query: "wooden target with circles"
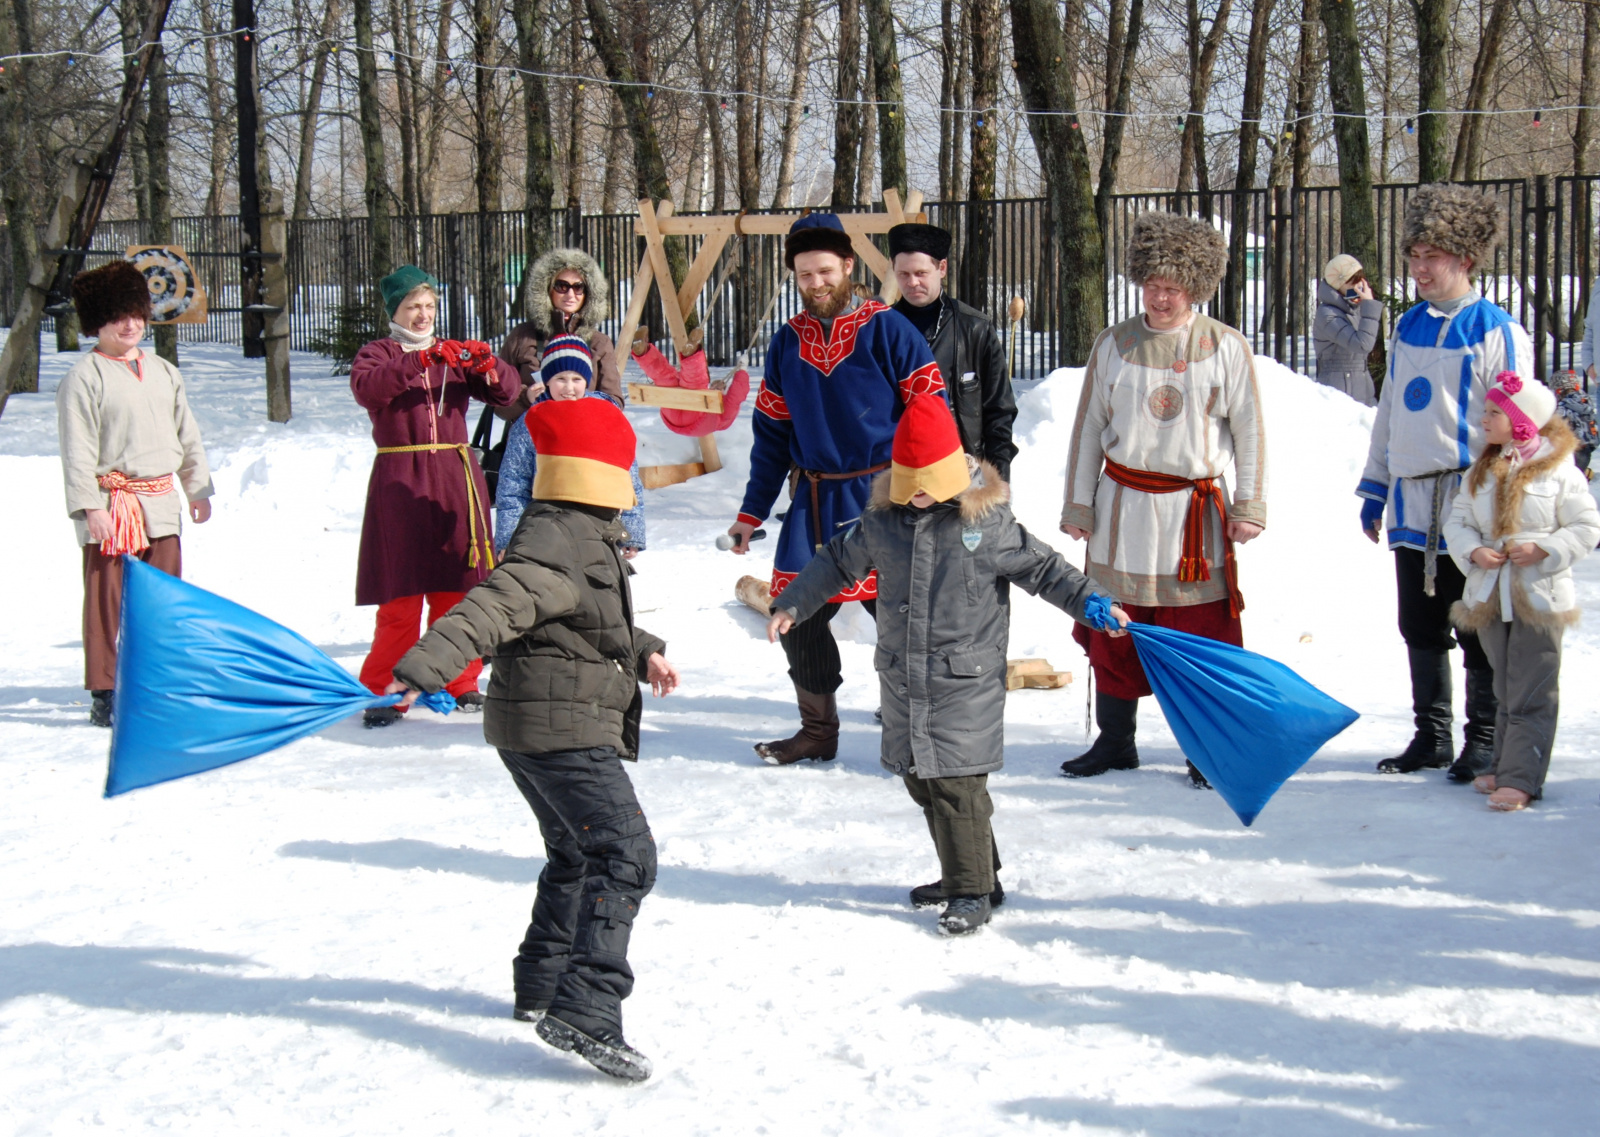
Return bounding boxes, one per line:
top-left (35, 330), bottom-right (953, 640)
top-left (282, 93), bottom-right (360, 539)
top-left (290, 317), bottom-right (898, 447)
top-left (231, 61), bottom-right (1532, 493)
top-left (126, 245), bottom-right (208, 325)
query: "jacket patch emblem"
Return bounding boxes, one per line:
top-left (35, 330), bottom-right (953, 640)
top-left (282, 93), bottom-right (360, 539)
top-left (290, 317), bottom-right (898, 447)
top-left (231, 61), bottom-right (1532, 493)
top-left (1404, 375), bottom-right (1433, 411)
top-left (1148, 383), bottom-right (1185, 422)
top-left (962, 526), bottom-right (983, 551)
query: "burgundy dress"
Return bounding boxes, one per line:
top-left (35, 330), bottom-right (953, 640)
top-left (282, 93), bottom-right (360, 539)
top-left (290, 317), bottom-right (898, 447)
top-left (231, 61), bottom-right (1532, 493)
top-left (351, 337), bottom-right (518, 605)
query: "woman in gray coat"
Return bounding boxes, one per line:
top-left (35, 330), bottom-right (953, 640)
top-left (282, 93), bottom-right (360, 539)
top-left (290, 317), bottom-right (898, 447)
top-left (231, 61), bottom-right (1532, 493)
top-left (767, 397), bottom-right (1127, 935)
top-left (1313, 254), bottom-right (1383, 406)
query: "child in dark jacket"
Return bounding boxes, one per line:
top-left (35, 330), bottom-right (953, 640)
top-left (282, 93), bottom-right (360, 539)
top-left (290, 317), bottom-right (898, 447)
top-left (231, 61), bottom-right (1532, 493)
top-left (768, 396), bottom-right (1128, 935)
top-left (389, 397), bottom-right (679, 1082)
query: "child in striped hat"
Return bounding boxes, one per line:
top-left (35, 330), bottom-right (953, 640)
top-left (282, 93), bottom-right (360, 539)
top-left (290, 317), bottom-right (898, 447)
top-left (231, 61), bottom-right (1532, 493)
top-left (493, 334), bottom-right (646, 555)
top-left (767, 395), bottom-right (1129, 935)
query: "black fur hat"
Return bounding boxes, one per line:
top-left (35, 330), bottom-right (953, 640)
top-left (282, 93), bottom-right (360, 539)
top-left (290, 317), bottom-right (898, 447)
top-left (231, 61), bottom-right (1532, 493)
top-left (72, 261), bottom-right (152, 334)
top-left (785, 213), bottom-right (857, 268)
top-left (887, 222), bottom-right (952, 262)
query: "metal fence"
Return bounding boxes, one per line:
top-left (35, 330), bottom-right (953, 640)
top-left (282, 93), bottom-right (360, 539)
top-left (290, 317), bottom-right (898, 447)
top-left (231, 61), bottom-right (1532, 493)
top-left (6, 178), bottom-right (1599, 379)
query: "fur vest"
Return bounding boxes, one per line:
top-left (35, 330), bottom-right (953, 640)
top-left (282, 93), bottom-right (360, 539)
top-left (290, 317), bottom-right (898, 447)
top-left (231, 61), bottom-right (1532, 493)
top-left (1442, 418), bottom-right (1600, 631)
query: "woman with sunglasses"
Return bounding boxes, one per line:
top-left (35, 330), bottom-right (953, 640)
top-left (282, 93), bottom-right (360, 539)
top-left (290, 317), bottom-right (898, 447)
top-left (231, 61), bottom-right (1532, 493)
top-left (497, 249), bottom-right (624, 414)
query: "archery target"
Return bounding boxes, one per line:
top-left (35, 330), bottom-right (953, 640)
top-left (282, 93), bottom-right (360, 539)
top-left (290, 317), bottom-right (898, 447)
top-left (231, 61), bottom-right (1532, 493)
top-left (125, 245), bottom-right (208, 324)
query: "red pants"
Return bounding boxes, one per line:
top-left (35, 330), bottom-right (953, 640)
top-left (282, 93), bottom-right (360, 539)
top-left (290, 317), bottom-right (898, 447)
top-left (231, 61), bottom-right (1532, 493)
top-left (1072, 597), bottom-right (1243, 700)
top-left (359, 592), bottom-right (483, 698)
top-left (82, 536), bottom-right (182, 690)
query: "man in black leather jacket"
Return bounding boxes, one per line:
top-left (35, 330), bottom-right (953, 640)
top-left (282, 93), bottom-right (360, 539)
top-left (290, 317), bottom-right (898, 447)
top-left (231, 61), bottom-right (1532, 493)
top-left (888, 223), bottom-right (1019, 481)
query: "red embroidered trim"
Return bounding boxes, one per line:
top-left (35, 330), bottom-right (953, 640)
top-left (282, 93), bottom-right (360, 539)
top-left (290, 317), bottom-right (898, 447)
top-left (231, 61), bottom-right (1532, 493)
top-left (754, 382), bottom-right (791, 421)
top-left (899, 360), bottom-right (946, 400)
top-left (735, 512), bottom-right (764, 529)
top-left (788, 300), bottom-right (888, 376)
top-left (770, 568), bottom-right (878, 603)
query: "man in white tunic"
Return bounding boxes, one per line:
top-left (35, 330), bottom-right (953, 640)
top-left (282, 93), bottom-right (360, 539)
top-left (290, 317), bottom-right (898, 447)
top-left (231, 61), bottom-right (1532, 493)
top-left (1356, 184), bottom-right (1533, 779)
top-left (1060, 213), bottom-right (1267, 784)
top-left (57, 261), bottom-right (214, 728)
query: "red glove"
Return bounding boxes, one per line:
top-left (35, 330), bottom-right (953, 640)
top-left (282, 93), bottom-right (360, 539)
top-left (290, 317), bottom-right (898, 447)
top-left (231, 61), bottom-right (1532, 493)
top-left (463, 340), bottom-right (498, 376)
top-left (420, 339), bottom-right (460, 369)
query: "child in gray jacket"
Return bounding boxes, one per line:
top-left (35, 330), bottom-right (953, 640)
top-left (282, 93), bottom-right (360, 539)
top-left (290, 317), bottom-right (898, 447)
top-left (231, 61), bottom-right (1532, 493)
top-left (767, 396), bottom-right (1128, 935)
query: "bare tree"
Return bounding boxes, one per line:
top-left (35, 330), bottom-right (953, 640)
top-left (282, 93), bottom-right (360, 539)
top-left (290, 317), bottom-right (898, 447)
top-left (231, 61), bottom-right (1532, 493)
top-left (0, 0), bottom-right (39, 391)
top-left (1176, 0), bottom-right (1233, 194)
top-left (1578, 0), bottom-right (1600, 175)
top-left (1095, 0), bottom-right (1143, 231)
top-left (1224, 0), bottom-right (1277, 328)
top-left (864, 0), bottom-right (905, 201)
top-left (1450, 0), bottom-right (1516, 180)
top-left (513, 0), bottom-right (556, 282)
top-left (1323, 0), bottom-right (1376, 268)
top-left (1411, 0), bottom-right (1456, 181)
top-left (961, 0), bottom-right (1000, 308)
top-left (771, 0), bottom-right (816, 208)
top-left (352, 0), bottom-right (394, 281)
top-left (831, 0), bottom-right (862, 209)
top-left (293, 0), bottom-right (342, 220)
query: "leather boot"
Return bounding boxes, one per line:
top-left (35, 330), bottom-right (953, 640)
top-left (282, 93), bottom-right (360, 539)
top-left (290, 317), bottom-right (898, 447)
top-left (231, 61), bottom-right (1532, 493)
top-left (1060, 693), bottom-right (1139, 777)
top-left (755, 684), bottom-right (839, 765)
top-left (1447, 668), bottom-right (1498, 782)
top-left (1377, 648), bottom-right (1454, 773)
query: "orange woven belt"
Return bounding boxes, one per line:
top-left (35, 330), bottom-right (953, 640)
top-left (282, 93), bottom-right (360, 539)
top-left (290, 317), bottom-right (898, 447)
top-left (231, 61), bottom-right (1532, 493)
top-left (1103, 458), bottom-right (1243, 617)
top-left (95, 471), bottom-right (174, 556)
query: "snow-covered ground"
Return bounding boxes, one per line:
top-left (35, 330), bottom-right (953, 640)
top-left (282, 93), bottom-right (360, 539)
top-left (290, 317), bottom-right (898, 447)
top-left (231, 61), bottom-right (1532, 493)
top-left (3, 341), bottom-right (1599, 1136)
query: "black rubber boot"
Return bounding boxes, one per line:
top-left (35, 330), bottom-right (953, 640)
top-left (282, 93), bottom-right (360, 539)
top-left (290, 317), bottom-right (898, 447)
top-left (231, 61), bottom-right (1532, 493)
top-left (938, 895), bottom-right (993, 936)
top-left (1060, 693), bottom-right (1139, 777)
top-left (1377, 648), bottom-right (1454, 773)
top-left (1447, 668), bottom-right (1498, 782)
top-left (455, 691), bottom-right (486, 713)
top-left (363, 706), bottom-right (403, 729)
top-left (537, 1013), bottom-right (652, 1082)
top-left (89, 689), bottom-right (113, 728)
top-left (910, 880), bottom-right (1006, 909)
top-left (1186, 760), bottom-right (1212, 789)
top-left (755, 684), bottom-right (839, 765)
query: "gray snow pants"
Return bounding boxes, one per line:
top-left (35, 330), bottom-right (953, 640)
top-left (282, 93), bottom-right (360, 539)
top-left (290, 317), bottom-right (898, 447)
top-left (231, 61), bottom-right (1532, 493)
top-left (499, 746), bottom-right (657, 1035)
top-left (902, 773), bottom-right (1001, 897)
top-left (1476, 618), bottom-right (1564, 798)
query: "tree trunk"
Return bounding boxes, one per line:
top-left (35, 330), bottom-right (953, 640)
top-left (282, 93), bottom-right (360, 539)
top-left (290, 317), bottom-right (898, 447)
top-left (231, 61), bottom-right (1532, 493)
top-left (513, 0), bottom-right (555, 318)
top-left (199, 0), bottom-right (231, 214)
top-left (733, 0), bottom-right (762, 208)
top-left (1291, 0), bottom-right (1320, 188)
top-left (771, 0), bottom-right (817, 208)
top-left (1577, 0), bottom-right (1600, 175)
top-left (1177, 0), bottom-right (1233, 194)
top-left (419, 0), bottom-right (457, 215)
top-left (1224, 0), bottom-right (1276, 328)
top-left (1410, 0), bottom-right (1455, 182)
top-left (567, 0), bottom-right (585, 209)
top-left (856, 48), bottom-right (877, 204)
top-left (1322, 0), bottom-right (1376, 268)
top-left (830, 0), bottom-right (862, 210)
top-left (691, 8), bottom-right (728, 212)
top-left (1103, 0), bottom-right (1125, 113)
top-left (586, 0), bottom-right (672, 203)
top-left (602, 94), bottom-right (627, 213)
top-left (939, 0), bottom-right (956, 200)
top-left (121, 0), bottom-right (151, 225)
top-left (474, 0), bottom-right (506, 337)
top-left (863, 0), bottom-right (906, 202)
top-left (1449, 0), bottom-right (1514, 181)
top-left (142, 0), bottom-right (177, 365)
top-left (963, 0), bottom-right (1000, 309)
top-left (1008, 0), bottom-right (1104, 363)
top-left (351, 0), bottom-right (393, 283)
top-left (293, 0), bottom-right (341, 221)
top-left (389, 0), bottom-right (419, 222)
top-left (1094, 0), bottom-right (1143, 231)
top-left (0, 0), bottom-right (39, 391)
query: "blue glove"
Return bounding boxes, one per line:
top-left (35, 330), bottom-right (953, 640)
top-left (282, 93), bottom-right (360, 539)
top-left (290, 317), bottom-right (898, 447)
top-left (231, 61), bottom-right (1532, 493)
top-left (1360, 497), bottom-right (1385, 533)
top-left (413, 689), bottom-right (457, 715)
top-left (1083, 593), bottom-right (1117, 631)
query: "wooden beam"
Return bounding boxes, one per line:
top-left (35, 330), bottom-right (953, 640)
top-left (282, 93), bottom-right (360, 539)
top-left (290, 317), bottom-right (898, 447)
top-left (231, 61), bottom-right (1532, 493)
top-left (627, 383), bottom-right (726, 413)
top-left (614, 239), bottom-right (657, 369)
top-left (698, 433), bottom-right (722, 473)
top-left (637, 198), bottom-right (691, 354)
top-left (639, 461), bottom-right (708, 489)
top-left (676, 230), bottom-right (730, 322)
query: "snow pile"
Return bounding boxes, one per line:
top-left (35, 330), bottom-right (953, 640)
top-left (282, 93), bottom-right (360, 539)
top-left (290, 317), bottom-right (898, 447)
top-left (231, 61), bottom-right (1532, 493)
top-left (3, 343), bottom-right (1600, 1134)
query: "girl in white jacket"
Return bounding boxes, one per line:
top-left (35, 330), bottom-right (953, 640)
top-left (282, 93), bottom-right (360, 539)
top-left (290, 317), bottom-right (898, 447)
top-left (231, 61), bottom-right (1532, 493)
top-left (1443, 372), bottom-right (1600, 810)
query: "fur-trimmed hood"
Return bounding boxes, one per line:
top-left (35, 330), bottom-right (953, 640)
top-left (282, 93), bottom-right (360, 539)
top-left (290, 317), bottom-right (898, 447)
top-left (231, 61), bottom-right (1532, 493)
top-left (1403, 184), bottom-right (1504, 267)
top-left (522, 247), bottom-right (611, 340)
top-left (867, 458), bottom-right (1009, 521)
top-left (1125, 212), bottom-right (1229, 303)
top-left (1466, 416), bottom-right (1578, 539)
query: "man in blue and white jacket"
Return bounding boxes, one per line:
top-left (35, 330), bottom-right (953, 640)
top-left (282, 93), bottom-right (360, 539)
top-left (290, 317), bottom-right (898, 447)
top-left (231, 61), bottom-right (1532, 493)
top-left (1357, 184), bottom-right (1535, 780)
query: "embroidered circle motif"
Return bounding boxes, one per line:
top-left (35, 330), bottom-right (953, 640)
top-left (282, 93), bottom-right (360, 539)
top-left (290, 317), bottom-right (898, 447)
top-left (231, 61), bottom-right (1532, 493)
top-left (1403, 376), bottom-right (1433, 411)
top-left (1148, 383), bottom-right (1185, 422)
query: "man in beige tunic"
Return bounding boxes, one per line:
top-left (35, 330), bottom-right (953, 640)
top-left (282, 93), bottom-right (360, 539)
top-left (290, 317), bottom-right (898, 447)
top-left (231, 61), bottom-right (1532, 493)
top-left (57, 261), bottom-right (214, 727)
top-left (1059, 213), bottom-right (1267, 784)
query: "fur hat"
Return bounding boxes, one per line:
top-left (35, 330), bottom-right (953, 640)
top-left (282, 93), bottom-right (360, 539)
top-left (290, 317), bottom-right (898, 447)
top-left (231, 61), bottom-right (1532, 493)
top-left (887, 222), bottom-right (952, 263)
top-left (525, 397), bottom-right (637, 510)
top-left (1486, 371), bottom-right (1556, 442)
top-left (1323, 254), bottom-right (1364, 291)
top-left (785, 213), bottom-right (856, 268)
top-left (1125, 212), bottom-right (1229, 303)
top-left (1402, 184), bottom-right (1504, 267)
top-left (72, 261), bottom-right (152, 334)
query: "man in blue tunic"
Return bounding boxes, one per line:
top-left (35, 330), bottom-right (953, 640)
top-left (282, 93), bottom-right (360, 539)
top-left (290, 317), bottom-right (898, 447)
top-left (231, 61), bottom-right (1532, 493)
top-left (1357, 184), bottom-right (1534, 780)
top-left (726, 213), bottom-right (944, 765)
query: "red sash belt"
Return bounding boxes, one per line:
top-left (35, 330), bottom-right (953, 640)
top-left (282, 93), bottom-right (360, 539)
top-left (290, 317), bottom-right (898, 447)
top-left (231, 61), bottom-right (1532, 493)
top-left (1103, 458), bottom-right (1243, 617)
top-left (95, 470), bottom-right (175, 556)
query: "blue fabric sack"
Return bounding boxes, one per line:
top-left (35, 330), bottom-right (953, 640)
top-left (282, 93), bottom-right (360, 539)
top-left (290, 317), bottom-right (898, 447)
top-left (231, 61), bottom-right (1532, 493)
top-left (1127, 622), bottom-right (1359, 826)
top-left (105, 557), bottom-right (452, 797)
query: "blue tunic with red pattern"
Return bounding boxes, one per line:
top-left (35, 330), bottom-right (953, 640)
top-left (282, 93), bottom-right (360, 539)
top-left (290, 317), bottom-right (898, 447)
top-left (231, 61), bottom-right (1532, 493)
top-left (736, 300), bottom-right (945, 602)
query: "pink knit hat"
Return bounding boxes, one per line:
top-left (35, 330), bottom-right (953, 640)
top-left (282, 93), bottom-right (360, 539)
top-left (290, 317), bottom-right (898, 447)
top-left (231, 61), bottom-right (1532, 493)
top-left (1485, 371), bottom-right (1556, 441)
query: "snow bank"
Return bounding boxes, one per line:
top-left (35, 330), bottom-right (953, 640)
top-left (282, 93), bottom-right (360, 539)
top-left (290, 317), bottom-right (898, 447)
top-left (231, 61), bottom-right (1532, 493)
top-left (3, 341), bottom-right (1600, 1135)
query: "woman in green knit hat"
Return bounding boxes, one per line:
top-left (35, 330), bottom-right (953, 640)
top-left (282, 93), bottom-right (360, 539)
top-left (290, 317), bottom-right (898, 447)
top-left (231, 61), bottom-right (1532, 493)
top-left (349, 265), bottom-right (520, 726)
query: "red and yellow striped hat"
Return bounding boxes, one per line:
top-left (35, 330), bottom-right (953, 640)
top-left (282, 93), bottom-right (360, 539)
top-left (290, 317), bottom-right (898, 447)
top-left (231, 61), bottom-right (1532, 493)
top-left (889, 394), bottom-right (970, 505)
top-left (525, 398), bottom-right (637, 510)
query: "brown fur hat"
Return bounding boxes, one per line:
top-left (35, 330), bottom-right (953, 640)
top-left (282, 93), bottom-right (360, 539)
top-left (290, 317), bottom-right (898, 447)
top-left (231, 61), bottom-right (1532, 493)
top-left (1126, 212), bottom-right (1229, 302)
top-left (72, 261), bottom-right (152, 334)
top-left (1402, 183), bottom-right (1504, 267)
